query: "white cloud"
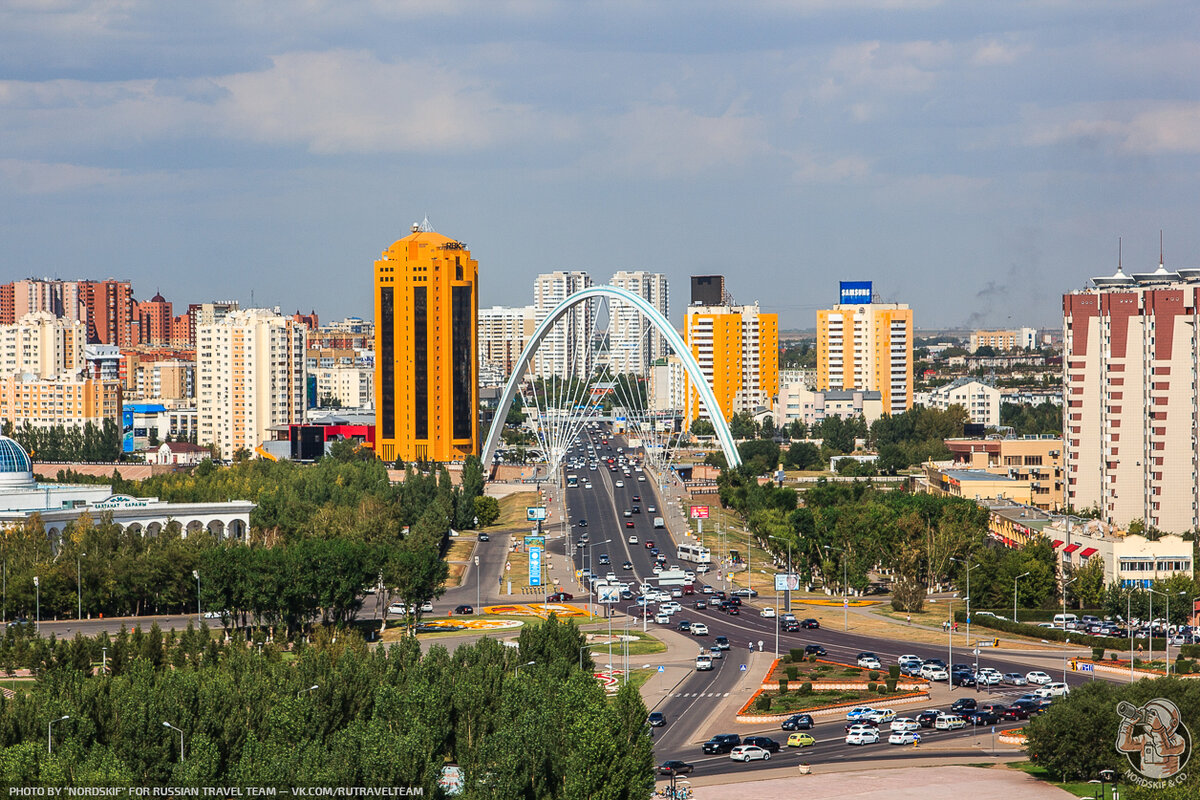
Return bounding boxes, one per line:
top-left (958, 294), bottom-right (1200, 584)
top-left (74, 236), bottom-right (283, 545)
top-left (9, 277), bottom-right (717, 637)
top-left (0, 158), bottom-right (128, 193)
top-left (1023, 102), bottom-right (1200, 155)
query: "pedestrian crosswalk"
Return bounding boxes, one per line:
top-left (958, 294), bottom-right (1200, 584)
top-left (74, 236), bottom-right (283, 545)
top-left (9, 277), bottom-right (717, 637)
top-left (672, 692), bottom-right (730, 698)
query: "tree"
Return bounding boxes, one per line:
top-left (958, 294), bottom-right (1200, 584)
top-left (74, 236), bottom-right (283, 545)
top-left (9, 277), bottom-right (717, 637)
top-left (759, 416), bottom-right (776, 440)
top-left (473, 496), bottom-right (500, 528)
top-left (1073, 556), bottom-right (1106, 609)
top-left (728, 412), bottom-right (756, 440)
top-left (690, 419), bottom-right (715, 437)
top-left (782, 442), bottom-right (822, 471)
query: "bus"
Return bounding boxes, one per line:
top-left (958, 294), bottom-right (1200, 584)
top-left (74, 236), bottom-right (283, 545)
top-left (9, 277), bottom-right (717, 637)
top-left (566, 475), bottom-right (579, 488)
top-left (677, 543), bottom-right (711, 565)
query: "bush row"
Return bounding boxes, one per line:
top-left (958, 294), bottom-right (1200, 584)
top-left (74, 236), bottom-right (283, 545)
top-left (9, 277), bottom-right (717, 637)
top-left (953, 610), bottom-right (1166, 651)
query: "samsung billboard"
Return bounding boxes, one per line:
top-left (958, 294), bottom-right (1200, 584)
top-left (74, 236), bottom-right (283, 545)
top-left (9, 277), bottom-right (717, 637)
top-left (839, 281), bottom-right (873, 304)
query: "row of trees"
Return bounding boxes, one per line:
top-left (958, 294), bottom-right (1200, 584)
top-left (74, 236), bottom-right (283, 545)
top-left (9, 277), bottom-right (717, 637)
top-left (4, 419), bottom-right (123, 463)
top-left (0, 617), bottom-right (655, 794)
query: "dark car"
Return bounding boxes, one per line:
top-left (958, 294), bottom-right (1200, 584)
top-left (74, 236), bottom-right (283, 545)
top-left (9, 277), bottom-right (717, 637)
top-left (577, 519), bottom-right (588, 527)
top-left (714, 591), bottom-right (727, 600)
top-left (781, 714), bottom-right (814, 731)
top-left (726, 604), bottom-right (740, 616)
top-left (546, 591), bottom-right (574, 602)
top-left (950, 698), bottom-right (977, 713)
top-left (677, 620), bottom-right (693, 632)
top-left (453, 605), bottom-right (474, 615)
top-left (1001, 704), bottom-right (1032, 721)
top-left (963, 710), bottom-right (998, 726)
top-left (714, 636), bottom-right (730, 650)
top-left (951, 670), bottom-right (976, 687)
top-left (694, 599), bottom-right (708, 610)
top-left (924, 658), bottom-right (946, 668)
top-left (979, 703), bottom-right (1006, 716)
top-left (742, 736), bottom-right (780, 753)
top-left (658, 760), bottom-right (693, 776)
top-left (478, 532), bottom-right (490, 541)
top-left (803, 644), bottom-right (827, 656)
top-left (916, 709), bottom-right (941, 728)
top-left (801, 618), bottom-right (820, 629)
top-left (732, 588), bottom-right (759, 598)
top-left (622, 560), bottom-right (633, 570)
top-left (1012, 699), bottom-right (1044, 716)
top-left (632, 495), bottom-right (641, 502)
top-left (728, 596), bottom-right (742, 607)
top-left (598, 554), bottom-right (611, 565)
top-left (701, 734), bottom-right (741, 754)
top-left (648, 712), bottom-right (666, 727)
top-left (631, 506), bottom-right (640, 514)
top-left (901, 663), bottom-right (924, 677)
top-left (780, 620), bottom-right (801, 632)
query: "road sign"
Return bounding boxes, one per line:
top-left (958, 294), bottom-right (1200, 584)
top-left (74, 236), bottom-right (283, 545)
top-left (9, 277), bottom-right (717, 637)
top-left (657, 665), bottom-right (665, 673)
top-left (1080, 663), bottom-right (1094, 672)
top-left (739, 664), bottom-right (747, 671)
top-left (526, 506), bottom-right (548, 522)
top-left (690, 505), bottom-right (710, 519)
top-left (529, 547), bottom-right (543, 587)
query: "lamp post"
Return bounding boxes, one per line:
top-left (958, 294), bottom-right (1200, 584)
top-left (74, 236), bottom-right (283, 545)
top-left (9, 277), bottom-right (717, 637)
top-left (1148, 588), bottom-right (1178, 675)
top-left (47, 714), bottom-right (69, 754)
top-left (163, 721), bottom-right (185, 762)
top-left (33, 575), bottom-right (39, 633)
top-left (297, 684), bottom-right (318, 698)
top-left (514, 660), bottom-right (536, 675)
top-left (1014, 571), bottom-right (1031, 624)
top-left (823, 545), bottom-right (849, 631)
top-left (192, 569), bottom-right (201, 624)
top-left (768, 534), bottom-right (793, 613)
top-left (474, 555), bottom-right (481, 611)
top-left (949, 557), bottom-right (979, 653)
top-left (579, 643), bottom-right (603, 670)
top-left (76, 552), bottom-right (85, 620)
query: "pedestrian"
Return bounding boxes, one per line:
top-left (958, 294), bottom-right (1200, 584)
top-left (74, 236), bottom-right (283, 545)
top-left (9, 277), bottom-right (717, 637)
top-left (954, 622), bottom-right (959, 633)
top-left (906, 614), bottom-right (911, 626)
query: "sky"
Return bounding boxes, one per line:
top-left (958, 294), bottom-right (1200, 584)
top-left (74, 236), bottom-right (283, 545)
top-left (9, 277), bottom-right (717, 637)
top-left (2, 1), bottom-right (1199, 331)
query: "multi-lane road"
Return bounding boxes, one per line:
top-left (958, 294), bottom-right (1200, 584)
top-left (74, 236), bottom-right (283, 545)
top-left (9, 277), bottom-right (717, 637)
top-left (559, 426), bottom-right (1097, 778)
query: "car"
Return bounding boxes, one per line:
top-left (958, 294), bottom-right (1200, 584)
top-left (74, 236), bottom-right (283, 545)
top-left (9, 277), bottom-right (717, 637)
top-left (631, 506), bottom-right (640, 514)
top-left (888, 730), bottom-right (920, 745)
top-left (648, 506), bottom-right (657, 513)
top-left (845, 728), bottom-right (880, 745)
top-left (858, 656), bottom-right (883, 669)
top-left (654, 613), bottom-right (670, 624)
top-left (1025, 671), bottom-right (1052, 685)
top-left (1011, 699), bottom-right (1045, 717)
top-left (732, 588), bottom-right (759, 598)
top-left (657, 760), bottom-right (692, 775)
top-left (934, 715), bottom-right (966, 731)
top-left (645, 541), bottom-right (655, 549)
top-left (625, 520), bottom-right (635, 528)
top-left (951, 670), bottom-right (976, 687)
top-left (726, 605), bottom-right (740, 616)
top-left (728, 596), bottom-right (742, 607)
top-left (708, 645), bottom-right (723, 659)
top-left (715, 636), bottom-right (731, 650)
top-left (702, 734), bottom-right (741, 754)
top-left (760, 606), bottom-right (776, 618)
top-left (677, 620), bottom-right (693, 632)
top-left (925, 666), bottom-right (949, 682)
top-left (1036, 682), bottom-right (1070, 698)
top-left (902, 662), bottom-right (925, 678)
top-left (801, 618), bottom-right (820, 629)
top-left (694, 599), bottom-right (707, 610)
top-left (962, 710), bottom-right (998, 726)
top-left (845, 719), bottom-right (879, 734)
top-left (898, 654), bottom-right (921, 664)
top-left (701, 585), bottom-right (714, 594)
top-left (781, 714), bottom-right (814, 731)
top-left (975, 671), bottom-right (1001, 686)
top-left (615, 481), bottom-right (624, 488)
top-left (632, 494), bottom-right (640, 501)
top-left (695, 655), bottom-right (713, 671)
top-left (1003, 672), bottom-right (1028, 686)
top-left (846, 707), bottom-right (877, 722)
top-left (546, 591), bottom-right (574, 602)
top-left (671, 588), bottom-right (683, 598)
top-left (787, 732), bottom-right (816, 748)
top-left (916, 709), bottom-right (941, 728)
top-left (648, 712), bottom-right (666, 727)
top-left (1000, 704), bottom-right (1033, 721)
top-left (742, 736), bottom-right (781, 753)
top-left (577, 519), bottom-right (588, 527)
top-left (621, 560), bottom-right (633, 571)
top-left (661, 601), bottom-right (681, 613)
top-left (950, 698), bottom-right (977, 714)
top-left (623, 509), bottom-right (632, 518)
top-left (478, 532), bottom-right (489, 542)
top-left (729, 745), bottom-right (771, 762)
top-left (804, 644), bottom-right (827, 657)
top-left (692, 623), bottom-right (709, 636)
top-left (419, 601), bottom-right (434, 613)
top-left (387, 602), bottom-right (406, 615)
top-left (890, 717), bottom-right (920, 732)
top-left (598, 554), bottom-right (611, 565)
top-left (864, 709), bottom-right (896, 724)
top-left (780, 619), bottom-right (801, 632)
top-left (638, 475), bottom-right (646, 481)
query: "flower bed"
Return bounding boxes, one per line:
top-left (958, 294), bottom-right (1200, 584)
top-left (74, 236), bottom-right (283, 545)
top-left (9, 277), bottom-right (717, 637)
top-left (736, 688), bottom-right (930, 724)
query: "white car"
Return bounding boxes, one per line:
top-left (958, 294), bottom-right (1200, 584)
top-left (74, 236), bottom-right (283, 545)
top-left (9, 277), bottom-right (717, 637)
top-left (1036, 682), bottom-right (1070, 698)
top-left (926, 667), bottom-right (949, 682)
top-left (890, 717), bottom-right (920, 732)
top-left (584, 484), bottom-right (593, 489)
top-left (898, 654), bottom-right (921, 664)
top-left (692, 623), bottom-right (709, 636)
top-left (695, 655), bottom-right (714, 671)
top-left (729, 745), bottom-right (770, 762)
top-left (1026, 671), bottom-right (1052, 685)
top-left (661, 601), bottom-right (681, 613)
top-left (889, 730), bottom-right (920, 745)
top-left (760, 607), bottom-right (777, 618)
top-left (934, 715), bottom-right (966, 731)
top-left (655, 613), bottom-right (670, 624)
top-left (858, 656), bottom-right (883, 669)
top-left (671, 588), bottom-right (683, 598)
top-left (638, 475), bottom-right (646, 482)
top-left (696, 564), bottom-right (711, 574)
top-left (652, 564), bottom-right (663, 574)
top-left (975, 672), bottom-right (1001, 686)
top-left (864, 708), bottom-right (896, 724)
top-left (628, 534), bottom-right (638, 544)
top-left (387, 602), bottom-right (406, 615)
top-left (845, 728), bottom-right (880, 745)
top-left (615, 481), bottom-right (624, 488)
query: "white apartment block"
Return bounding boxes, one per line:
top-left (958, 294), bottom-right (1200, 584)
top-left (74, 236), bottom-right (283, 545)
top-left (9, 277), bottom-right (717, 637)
top-left (969, 328), bottom-right (1038, 352)
top-left (314, 365), bottom-right (374, 409)
top-left (1064, 259), bottom-right (1200, 533)
top-left (776, 383), bottom-right (884, 426)
top-left (916, 377), bottom-right (1001, 427)
top-left (478, 305), bottom-right (536, 378)
top-left (0, 312), bottom-right (86, 379)
top-left (648, 355), bottom-right (687, 413)
top-left (197, 308), bottom-right (306, 459)
top-left (609, 271), bottom-right (669, 376)
top-left (533, 271), bottom-right (593, 379)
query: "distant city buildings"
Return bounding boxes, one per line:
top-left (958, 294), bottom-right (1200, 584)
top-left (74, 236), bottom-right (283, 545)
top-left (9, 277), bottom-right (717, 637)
top-left (969, 328), bottom-right (1038, 352)
top-left (916, 377), bottom-right (1001, 427)
top-left (1063, 256), bottom-right (1200, 533)
top-left (816, 281), bottom-right (913, 416)
top-left (776, 384), bottom-right (884, 427)
top-left (0, 312), bottom-right (86, 379)
top-left (943, 434), bottom-right (1064, 510)
top-left (532, 271), bottom-right (593, 379)
top-left (609, 271), bottom-right (669, 376)
top-left (478, 305), bottom-right (536, 378)
top-left (374, 222), bottom-right (478, 464)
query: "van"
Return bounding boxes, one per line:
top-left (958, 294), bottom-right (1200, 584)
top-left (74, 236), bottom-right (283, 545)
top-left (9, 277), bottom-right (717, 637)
top-left (653, 517), bottom-right (665, 528)
top-left (1053, 613), bottom-right (1078, 628)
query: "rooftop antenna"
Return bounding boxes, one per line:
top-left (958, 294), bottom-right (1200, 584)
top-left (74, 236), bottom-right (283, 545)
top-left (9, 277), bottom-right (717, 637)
top-left (1160, 229), bottom-right (1164, 268)
top-left (1118, 237), bottom-right (1122, 270)
top-left (418, 215), bottom-right (434, 233)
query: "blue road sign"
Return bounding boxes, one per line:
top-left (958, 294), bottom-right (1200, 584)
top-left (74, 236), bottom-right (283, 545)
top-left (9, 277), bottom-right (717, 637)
top-left (739, 664), bottom-right (747, 671)
top-left (1081, 663), bottom-right (1094, 672)
top-left (657, 666), bottom-right (665, 673)
top-left (991, 726), bottom-right (996, 734)
top-left (529, 547), bottom-right (543, 587)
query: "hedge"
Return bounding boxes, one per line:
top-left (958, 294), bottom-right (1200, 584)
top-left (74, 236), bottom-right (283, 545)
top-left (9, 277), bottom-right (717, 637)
top-left (954, 610), bottom-right (1166, 651)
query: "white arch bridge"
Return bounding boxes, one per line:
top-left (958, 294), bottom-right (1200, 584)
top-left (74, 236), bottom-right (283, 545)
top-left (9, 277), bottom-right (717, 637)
top-left (482, 284), bottom-right (742, 473)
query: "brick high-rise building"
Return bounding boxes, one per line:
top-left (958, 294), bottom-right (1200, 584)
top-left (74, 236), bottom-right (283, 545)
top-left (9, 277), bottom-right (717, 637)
top-left (374, 222), bottom-right (478, 463)
top-left (80, 279), bottom-right (137, 347)
top-left (137, 292), bottom-right (173, 347)
top-left (1064, 255), bottom-right (1200, 532)
top-left (0, 279), bottom-right (86, 326)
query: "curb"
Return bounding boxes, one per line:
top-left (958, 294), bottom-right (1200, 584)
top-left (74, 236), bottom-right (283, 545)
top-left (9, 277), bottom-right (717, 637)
top-left (735, 689), bottom-right (931, 724)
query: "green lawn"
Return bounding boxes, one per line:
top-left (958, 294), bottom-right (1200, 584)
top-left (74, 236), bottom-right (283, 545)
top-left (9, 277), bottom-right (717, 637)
top-left (744, 687), bottom-right (919, 716)
top-left (1008, 761), bottom-right (1116, 799)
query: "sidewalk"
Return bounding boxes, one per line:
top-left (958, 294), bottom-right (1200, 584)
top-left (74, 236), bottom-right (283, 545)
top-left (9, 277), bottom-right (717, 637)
top-left (686, 764), bottom-right (1070, 798)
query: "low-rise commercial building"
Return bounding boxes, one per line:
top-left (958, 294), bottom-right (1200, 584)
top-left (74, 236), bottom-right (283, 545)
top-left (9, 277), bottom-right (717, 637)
top-left (1042, 518), bottom-right (1193, 587)
top-left (916, 377), bottom-right (1001, 427)
top-left (944, 435), bottom-right (1063, 510)
top-left (776, 384), bottom-right (883, 426)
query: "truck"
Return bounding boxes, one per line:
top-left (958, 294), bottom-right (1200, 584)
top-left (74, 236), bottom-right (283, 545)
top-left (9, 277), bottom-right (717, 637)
top-left (653, 516), bottom-right (665, 528)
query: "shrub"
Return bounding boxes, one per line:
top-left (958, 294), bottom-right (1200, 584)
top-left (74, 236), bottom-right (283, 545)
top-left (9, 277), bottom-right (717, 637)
top-left (876, 683), bottom-right (887, 694)
top-left (868, 670), bottom-right (880, 681)
top-left (885, 678), bottom-right (898, 692)
top-left (955, 610), bottom-right (1165, 652)
top-left (800, 682), bottom-right (813, 695)
top-left (888, 665), bottom-right (901, 680)
top-left (809, 655), bottom-right (817, 663)
top-left (755, 694), bottom-right (771, 711)
top-left (1111, 653), bottom-right (1120, 661)
top-left (1092, 647), bottom-right (1105, 661)
top-left (786, 665), bottom-right (798, 681)
top-left (1181, 644), bottom-right (1200, 659)
top-left (1134, 658), bottom-right (1143, 667)
top-left (778, 678), bottom-right (789, 694)
top-left (790, 648), bottom-right (805, 662)
top-left (867, 682), bottom-right (877, 692)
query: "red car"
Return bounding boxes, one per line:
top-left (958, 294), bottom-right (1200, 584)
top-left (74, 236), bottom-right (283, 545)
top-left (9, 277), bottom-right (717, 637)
top-left (644, 541), bottom-right (655, 549)
top-left (625, 521), bottom-right (635, 528)
top-left (546, 592), bottom-right (574, 602)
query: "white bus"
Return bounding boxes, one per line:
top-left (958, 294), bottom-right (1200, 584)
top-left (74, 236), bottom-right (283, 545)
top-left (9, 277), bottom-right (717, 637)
top-left (677, 543), bottom-right (712, 565)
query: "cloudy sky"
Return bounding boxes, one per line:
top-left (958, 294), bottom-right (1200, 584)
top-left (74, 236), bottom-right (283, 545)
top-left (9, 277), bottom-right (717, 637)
top-left (2, 1), bottom-right (1198, 330)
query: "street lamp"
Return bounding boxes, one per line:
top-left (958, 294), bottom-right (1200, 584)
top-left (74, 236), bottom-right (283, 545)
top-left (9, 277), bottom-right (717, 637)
top-left (33, 575), bottom-right (39, 633)
top-left (949, 557), bottom-right (979, 652)
top-left (47, 714), bottom-right (69, 754)
top-left (1147, 588), bottom-right (1183, 676)
top-left (297, 684), bottom-right (318, 698)
top-left (768, 534), bottom-right (793, 613)
top-left (514, 660), bottom-right (536, 675)
top-left (823, 545), bottom-right (849, 631)
top-left (474, 555), bottom-right (481, 611)
top-left (163, 721), bottom-right (185, 762)
top-left (1014, 572), bottom-right (1031, 624)
top-left (192, 569), bottom-right (201, 624)
top-left (77, 552), bottom-right (86, 620)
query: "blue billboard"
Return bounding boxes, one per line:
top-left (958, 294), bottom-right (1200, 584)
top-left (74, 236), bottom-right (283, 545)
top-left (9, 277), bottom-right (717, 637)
top-left (839, 281), bottom-right (873, 304)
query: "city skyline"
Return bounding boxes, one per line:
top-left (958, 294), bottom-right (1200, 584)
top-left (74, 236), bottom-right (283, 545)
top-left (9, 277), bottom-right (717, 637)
top-left (3, 3), bottom-right (1198, 329)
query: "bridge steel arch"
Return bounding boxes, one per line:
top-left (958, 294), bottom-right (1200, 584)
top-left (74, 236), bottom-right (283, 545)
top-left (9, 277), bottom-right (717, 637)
top-left (482, 284), bottom-right (742, 470)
